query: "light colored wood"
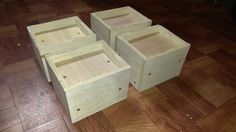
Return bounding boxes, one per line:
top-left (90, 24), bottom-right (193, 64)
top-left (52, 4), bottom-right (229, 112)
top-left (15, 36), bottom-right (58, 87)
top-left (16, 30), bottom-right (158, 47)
top-left (116, 25), bottom-right (190, 91)
top-left (57, 52), bottom-right (118, 87)
top-left (46, 40), bottom-right (131, 123)
top-left (103, 14), bottom-right (137, 28)
top-left (27, 16), bottom-right (96, 82)
top-left (36, 26), bottom-right (86, 46)
top-left (91, 6), bottom-right (152, 50)
top-left (130, 32), bottom-right (180, 57)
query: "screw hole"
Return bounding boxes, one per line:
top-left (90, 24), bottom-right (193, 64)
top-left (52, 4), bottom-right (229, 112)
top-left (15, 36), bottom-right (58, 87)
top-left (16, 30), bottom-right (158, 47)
top-left (118, 88), bottom-right (121, 90)
top-left (77, 108), bottom-right (80, 111)
top-left (63, 75), bottom-right (67, 78)
top-left (107, 60), bottom-right (110, 63)
top-left (41, 40), bottom-right (45, 42)
top-left (148, 73), bottom-right (151, 76)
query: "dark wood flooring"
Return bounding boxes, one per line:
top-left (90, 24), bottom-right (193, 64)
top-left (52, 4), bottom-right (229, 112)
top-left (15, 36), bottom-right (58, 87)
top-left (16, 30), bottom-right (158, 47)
top-left (0, 0), bottom-right (236, 131)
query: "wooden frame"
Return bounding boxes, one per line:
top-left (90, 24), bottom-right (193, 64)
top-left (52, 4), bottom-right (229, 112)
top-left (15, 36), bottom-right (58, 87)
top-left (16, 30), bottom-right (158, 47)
top-left (116, 25), bottom-right (190, 92)
top-left (46, 40), bottom-right (131, 123)
top-left (91, 6), bottom-right (152, 50)
top-left (27, 16), bottom-right (96, 82)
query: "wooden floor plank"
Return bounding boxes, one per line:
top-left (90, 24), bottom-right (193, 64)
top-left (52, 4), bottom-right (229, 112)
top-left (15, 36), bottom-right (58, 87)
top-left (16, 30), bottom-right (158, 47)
top-left (0, 0), bottom-right (236, 131)
top-left (0, 106), bottom-right (21, 131)
top-left (3, 59), bottom-right (64, 131)
top-left (0, 84), bottom-right (14, 110)
top-left (103, 94), bottom-right (159, 132)
top-left (197, 96), bottom-right (236, 132)
top-left (180, 56), bottom-right (236, 107)
top-left (209, 49), bottom-right (236, 76)
top-left (74, 112), bottom-right (116, 132)
top-left (2, 123), bottom-right (24, 132)
top-left (27, 117), bottom-right (69, 132)
top-left (0, 25), bottom-right (19, 39)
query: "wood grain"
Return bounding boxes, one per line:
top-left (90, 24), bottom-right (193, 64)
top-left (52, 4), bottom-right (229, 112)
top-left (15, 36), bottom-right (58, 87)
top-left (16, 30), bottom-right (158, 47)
top-left (2, 124), bottom-right (24, 132)
top-left (197, 96), bottom-right (236, 132)
top-left (57, 52), bottom-right (118, 86)
top-left (0, 84), bottom-right (14, 110)
top-left (0, 106), bottom-right (21, 131)
top-left (0, 0), bottom-right (236, 131)
top-left (0, 25), bottom-right (19, 39)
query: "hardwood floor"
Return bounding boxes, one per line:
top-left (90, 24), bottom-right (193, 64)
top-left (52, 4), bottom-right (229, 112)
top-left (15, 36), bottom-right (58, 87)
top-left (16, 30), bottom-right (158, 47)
top-left (0, 0), bottom-right (236, 131)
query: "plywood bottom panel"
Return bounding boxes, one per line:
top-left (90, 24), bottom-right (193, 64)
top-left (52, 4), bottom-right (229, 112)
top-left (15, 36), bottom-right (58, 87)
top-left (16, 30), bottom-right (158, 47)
top-left (130, 33), bottom-right (179, 57)
top-left (57, 52), bottom-right (118, 87)
top-left (36, 26), bottom-right (86, 45)
top-left (103, 14), bottom-right (137, 28)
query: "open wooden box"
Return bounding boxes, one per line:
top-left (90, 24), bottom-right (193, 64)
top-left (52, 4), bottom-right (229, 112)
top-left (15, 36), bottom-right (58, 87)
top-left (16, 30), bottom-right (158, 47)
top-left (91, 6), bottom-right (151, 50)
top-left (27, 16), bottom-right (96, 82)
top-left (116, 25), bottom-right (190, 92)
top-left (46, 40), bottom-right (131, 123)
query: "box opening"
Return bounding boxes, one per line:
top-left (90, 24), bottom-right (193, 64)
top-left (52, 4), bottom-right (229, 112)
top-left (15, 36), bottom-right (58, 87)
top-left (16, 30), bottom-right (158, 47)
top-left (103, 14), bottom-right (137, 27)
top-left (55, 51), bottom-right (118, 87)
top-left (129, 32), bottom-right (179, 57)
top-left (35, 25), bottom-right (86, 45)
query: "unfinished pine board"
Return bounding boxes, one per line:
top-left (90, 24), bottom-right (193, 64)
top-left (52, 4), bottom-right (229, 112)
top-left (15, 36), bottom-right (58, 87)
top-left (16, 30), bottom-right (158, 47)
top-left (116, 25), bottom-right (190, 92)
top-left (91, 6), bottom-right (151, 50)
top-left (130, 32), bottom-right (179, 57)
top-left (103, 14), bottom-right (137, 27)
top-left (46, 40), bottom-right (131, 123)
top-left (36, 26), bottom-right (86, 46)
top-left (57, 52), bottom-right (118, 87)
top-left (27, 16), bottom-right (96, 82)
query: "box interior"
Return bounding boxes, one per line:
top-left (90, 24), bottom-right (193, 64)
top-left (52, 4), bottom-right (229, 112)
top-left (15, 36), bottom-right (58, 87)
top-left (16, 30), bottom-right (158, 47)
top-left (129, 32), bottom-right (180, 57)
top-left (35, 25), bottom-right (86, 45)
top-left (100, 7), bottom-right (146, 27)
top-left (55, 50), bottom-right (118, 87)
top-left (103, 14), bottom-right (137, 27)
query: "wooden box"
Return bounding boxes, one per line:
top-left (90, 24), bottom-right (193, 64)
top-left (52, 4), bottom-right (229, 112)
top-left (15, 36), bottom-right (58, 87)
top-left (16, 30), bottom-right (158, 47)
top-left (91, 6), bottom-right (152, 50)
top-left (116, 25), bottom-right (190, 92)
top-left (27, 16), bottom-right (96, 82)
top-left (46, 40), bottom-right (131, 123)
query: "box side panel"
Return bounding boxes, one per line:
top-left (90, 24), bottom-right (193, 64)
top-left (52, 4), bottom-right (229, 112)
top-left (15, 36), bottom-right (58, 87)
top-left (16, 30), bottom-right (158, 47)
top-left (47, 61), bottom-right (70, 118)
top-left (67, 68), bottom-right (130, 123)
top-left (42, 57), bottom-right (51, 82)
top-left (31, 38), bottom-right (51, 82)
top-left (140, 46), bottom-right (190, 91)
top-left (91, 14), bottom-right (110, 44)
top-left (28, 16), bottom-right (78, 33)
top-left (76, 18), bottom-right (94, 35)
top-left (111, 20), bottom-right (152, 51)
top-left (116, 37), bottom-right (144, 89)
top-left (94, 7), bottom-right (128, 19)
